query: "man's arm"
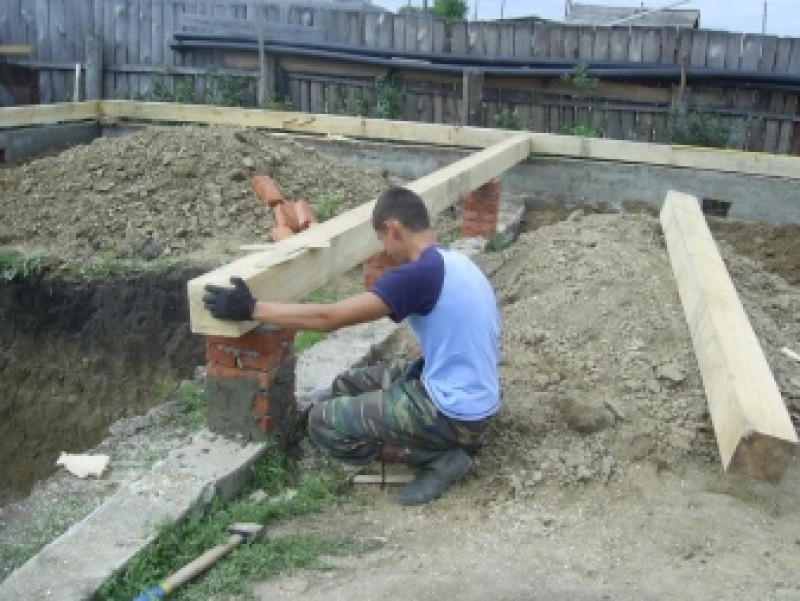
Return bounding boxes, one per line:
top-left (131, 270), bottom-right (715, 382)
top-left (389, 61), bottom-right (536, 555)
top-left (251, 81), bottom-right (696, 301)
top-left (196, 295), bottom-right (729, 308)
top-left (252, 291), bottom-right (391, 332)
top-left (203, 277), bottom-right (391, 331)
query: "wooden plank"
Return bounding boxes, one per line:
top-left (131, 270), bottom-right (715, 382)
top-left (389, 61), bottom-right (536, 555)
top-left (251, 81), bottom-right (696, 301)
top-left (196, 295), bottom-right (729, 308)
top-left (628, 27), bottom-right (643, 62)
top-left (641, 28), bottom-right (658, 63)
top-left (725, 32), bottom-right (743, 70)
top-left (0, 102), bottom-right (101, 128)
top-left (35, 0), bottom-right (51, 102)
top-left (660, 191), bottom-right (798, 483)
top-left (562, 25), bottom-right (578, 60)
top-left (577, 26), bottom-right (593, 60)
top-left (706, 31), bottom-right (727, 69)
top-left (527, 130), bottom-right (800, 179)
top-left (610, 26), bottom-right (628, 61)
top-left (499, 23), bottom-right (514, 58)
top-left (741, 34), bottom-right (761, 71)
top-left (483, 22), bottom-right (500, 57)
top-left (659, 27), bottom-right (677, 64)
top-left (689, 29), bottom-right (708, 67)
top-left (0, 45), bottom-right (33, 55)
top-left (450, 20), bottom-right (466, 54)
top-left (99, 100), bottom-right (514, 147)
top-left (759, 35), bottom-right (778, 72)
top-left (186, 133), bottom-right (533, 336)
top-left (513, 22), bottom-right (532, 58)
top-left (532, 22), bottom-right (549, 58)
top-left (547, 24), bottom-right (563, 58)
top-left (592, 27), bottom-right (609, 60)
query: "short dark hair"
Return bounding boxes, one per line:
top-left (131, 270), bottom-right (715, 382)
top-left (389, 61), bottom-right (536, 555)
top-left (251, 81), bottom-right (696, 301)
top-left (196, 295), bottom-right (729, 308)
top-left (372, 186), bottom-right (431, 232)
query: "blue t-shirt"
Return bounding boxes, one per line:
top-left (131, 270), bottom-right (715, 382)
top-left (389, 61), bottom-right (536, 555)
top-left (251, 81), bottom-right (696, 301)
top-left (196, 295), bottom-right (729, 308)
top-left (370, 245), bottom-right (500, 421)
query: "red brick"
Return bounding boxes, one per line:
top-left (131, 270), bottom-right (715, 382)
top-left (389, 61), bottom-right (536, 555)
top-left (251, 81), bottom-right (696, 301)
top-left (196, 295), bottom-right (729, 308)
top-left (206, 364), bottom-right (276, 389)
top-left (253, 392), bottom-right (269, 416)
top-left (239, 350), bottom-right (284, 372)
top-left (251, 175), bottom-right (284, 206)
top-left (255, 416), bottom-right (274, 433)
top-left (207, 331), bottom-right (284, 354)
top-left (206, 343), bottom-right (239, 368)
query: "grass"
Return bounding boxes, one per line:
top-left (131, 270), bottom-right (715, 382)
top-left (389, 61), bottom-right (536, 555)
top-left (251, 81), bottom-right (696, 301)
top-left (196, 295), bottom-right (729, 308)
top-left (293, 286), bottom-right (353, 353)
top-left (0, 497), bottom-right (96, 575)
top-left (0, 249), bottom-right (43, 282)
top-left (55, 253), bottom-right (185, 280)
top-left (95, 444), bottom-right (368, 601)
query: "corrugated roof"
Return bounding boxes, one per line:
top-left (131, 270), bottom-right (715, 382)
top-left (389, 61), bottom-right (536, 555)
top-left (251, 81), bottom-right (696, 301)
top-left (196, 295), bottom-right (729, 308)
top-left (565, 3), bottom-right (700, 27)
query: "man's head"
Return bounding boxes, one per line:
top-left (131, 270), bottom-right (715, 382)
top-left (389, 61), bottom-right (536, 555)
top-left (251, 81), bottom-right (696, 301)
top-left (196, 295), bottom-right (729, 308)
top-left (372, 187), bottom-right (434, 263)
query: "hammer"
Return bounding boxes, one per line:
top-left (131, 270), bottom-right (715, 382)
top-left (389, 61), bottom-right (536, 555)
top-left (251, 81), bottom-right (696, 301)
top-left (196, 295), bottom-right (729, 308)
top-left (133, 523), bottom-right (264, 600)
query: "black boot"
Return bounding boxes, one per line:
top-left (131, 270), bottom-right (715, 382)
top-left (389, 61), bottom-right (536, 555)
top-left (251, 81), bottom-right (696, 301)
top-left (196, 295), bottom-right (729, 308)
top-left (397, 448), bottom-right (474, 506)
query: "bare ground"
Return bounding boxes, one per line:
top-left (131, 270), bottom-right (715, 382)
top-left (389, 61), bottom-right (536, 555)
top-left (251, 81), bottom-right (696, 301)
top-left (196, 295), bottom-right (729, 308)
top-left (1, 127), bottom-right (800, 598)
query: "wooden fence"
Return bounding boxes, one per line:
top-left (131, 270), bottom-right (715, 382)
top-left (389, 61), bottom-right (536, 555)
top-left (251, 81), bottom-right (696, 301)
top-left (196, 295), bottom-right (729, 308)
top-left (2, 0), bottom-right (800, 153)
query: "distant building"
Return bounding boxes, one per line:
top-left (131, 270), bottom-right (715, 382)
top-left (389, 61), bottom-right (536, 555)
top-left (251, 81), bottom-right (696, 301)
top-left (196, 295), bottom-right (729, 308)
top-left (565, 2), bottom-right (700, 28)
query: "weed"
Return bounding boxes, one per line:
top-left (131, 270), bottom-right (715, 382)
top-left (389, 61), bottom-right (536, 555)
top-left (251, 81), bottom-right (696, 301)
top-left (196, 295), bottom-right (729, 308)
top-left (313, 194), bottom-right (343, 222)
top-left (561, 63), bottom-right (599, 90)
top-left (373, 76), bottom-right (404, 120)
top-left (0, 250), bottom-right (43, 282)
top-left (95, 444), bottom-right (364, 601)
top-left (294, 330), bottom-right (326, 353)
top-left (668, 107), bottom-right (731, 148)
top-left (177, 381), bottom-right (207, 430)
top-left (492, 107), bottom-right (527, 131)
top-left (484, 231), bottom-right (515, 252)
top-left (56, 254), bottom-right (183, 281)
top-left (205, 68), bottom-right (253, 108)
top-left (343, 88), bottom-right (369, 117)
top-left (173, 77), bottom-right (197, 104)
top-left (264, 95), bottom-right (293, 111)
top-left (567, 123), bottom-right (600, 138)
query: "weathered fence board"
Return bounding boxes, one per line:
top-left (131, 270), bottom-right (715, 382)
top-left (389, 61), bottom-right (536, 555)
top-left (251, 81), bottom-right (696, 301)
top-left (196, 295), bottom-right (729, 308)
top-left (3, 1), bottom-right (800, 153)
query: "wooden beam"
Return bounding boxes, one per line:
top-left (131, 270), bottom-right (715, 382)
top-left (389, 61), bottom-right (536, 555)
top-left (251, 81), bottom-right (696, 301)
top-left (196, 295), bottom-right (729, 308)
top-left (531, 133), bottom-right (800, 180)
top-left (0, 45), bottom-right (33, 55)
top-left (660, 190), bottom-right (798, 483)
top-left (98, 101), bottom-right (513, 148)
top-left (186, 134), bottom-right (532, 337)
top-left (0, 101), bottom-right (101, 128)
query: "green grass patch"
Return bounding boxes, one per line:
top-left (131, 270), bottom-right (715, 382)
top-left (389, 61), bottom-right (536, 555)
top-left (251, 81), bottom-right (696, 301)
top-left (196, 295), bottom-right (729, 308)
top-left (294, 330), bottom-right (327, 353)
top-left (55, 253), bottom-right (185, 280)
top-left (96, 444), bottom-right (365, 601)
top-left (0, 250), bottom-right (44, 282)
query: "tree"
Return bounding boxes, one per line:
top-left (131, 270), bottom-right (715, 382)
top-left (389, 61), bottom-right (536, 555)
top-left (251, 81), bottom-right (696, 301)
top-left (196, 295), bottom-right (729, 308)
top-left (429, 0), bottom-right (468, 19)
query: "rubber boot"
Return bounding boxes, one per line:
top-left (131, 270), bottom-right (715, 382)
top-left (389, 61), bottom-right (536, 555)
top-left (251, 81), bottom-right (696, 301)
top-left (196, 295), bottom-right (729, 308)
top-left (397, 448), bottom-right (474, 506)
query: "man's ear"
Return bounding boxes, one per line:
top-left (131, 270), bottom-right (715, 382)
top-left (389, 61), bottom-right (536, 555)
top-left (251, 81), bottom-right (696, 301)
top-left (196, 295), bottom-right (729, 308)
top-left (384, 218), bottom-right (403, 240)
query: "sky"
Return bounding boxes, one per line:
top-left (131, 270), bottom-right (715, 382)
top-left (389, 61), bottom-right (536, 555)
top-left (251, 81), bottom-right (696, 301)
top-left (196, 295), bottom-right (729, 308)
top-left (372, 0), bottom-right (800, 37)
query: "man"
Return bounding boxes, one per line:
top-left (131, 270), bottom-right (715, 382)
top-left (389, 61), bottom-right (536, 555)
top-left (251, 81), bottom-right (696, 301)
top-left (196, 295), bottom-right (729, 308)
top-left (203, 186), bottom-right (501, 505)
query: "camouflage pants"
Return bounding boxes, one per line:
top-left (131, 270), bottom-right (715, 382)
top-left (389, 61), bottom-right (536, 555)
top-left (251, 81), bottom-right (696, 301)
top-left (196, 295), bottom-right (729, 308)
top-left (307, 358), bottom-right (494, 464)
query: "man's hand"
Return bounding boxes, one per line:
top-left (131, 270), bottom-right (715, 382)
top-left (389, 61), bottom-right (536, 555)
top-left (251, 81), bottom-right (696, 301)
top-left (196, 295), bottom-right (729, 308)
top-left (203, 277), bottom-right (256, 321)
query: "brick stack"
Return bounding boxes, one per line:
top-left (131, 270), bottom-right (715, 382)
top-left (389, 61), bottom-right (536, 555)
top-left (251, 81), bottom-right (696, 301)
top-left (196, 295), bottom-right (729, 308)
top-left (205, 325), bottom-right (297, 441)
top-left (461, 179), bottom-right (501, 239)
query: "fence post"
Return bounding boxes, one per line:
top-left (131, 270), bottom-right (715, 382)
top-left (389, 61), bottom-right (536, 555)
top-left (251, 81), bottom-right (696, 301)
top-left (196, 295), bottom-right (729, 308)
top-left (85, 35), bottom-right (103, 101)
top-left (462, 68), bottom-right (484, 126)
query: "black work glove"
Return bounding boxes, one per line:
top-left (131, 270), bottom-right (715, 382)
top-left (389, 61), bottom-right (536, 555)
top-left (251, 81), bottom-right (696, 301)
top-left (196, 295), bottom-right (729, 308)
top-left (203, 276), bottom-right (256, 321)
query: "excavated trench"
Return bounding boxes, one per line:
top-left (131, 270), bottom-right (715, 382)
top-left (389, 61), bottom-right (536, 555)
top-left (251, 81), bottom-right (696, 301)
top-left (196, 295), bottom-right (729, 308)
top-left (0, 268), bottom-right (205, 505)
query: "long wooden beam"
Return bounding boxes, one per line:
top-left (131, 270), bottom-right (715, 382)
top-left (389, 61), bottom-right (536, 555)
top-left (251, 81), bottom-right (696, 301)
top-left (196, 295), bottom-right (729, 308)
top-left (187, 133), bottom-right (532, 337)
top-left (0, 101), bottom-right (100, 128)
top-left (530, 132), bottom-right (800, 180)
top-left (4, 101), bottom-right (799, 181)
top-left (99, 100), bottom-right (513, 148)
top-left (660, 190), bottom-right (798, 483)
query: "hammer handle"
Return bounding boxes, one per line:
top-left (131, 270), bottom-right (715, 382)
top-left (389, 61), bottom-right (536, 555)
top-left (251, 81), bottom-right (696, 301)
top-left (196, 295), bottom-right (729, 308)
top-left (161, 534), bottom-right (243, 592)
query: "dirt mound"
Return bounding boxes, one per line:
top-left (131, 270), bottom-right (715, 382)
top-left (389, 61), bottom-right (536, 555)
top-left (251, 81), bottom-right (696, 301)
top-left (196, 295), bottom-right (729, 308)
top-left (0, 126), bottom-right (392, 265)
top-left (467, 212), bottom-right (800, 499)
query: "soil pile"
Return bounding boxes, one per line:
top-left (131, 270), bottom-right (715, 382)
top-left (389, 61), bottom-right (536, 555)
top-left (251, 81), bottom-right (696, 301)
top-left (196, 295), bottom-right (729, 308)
top-left (471, 211), bottom-right (800, 497)
top-left (0, 126), bottom-right (392, 264)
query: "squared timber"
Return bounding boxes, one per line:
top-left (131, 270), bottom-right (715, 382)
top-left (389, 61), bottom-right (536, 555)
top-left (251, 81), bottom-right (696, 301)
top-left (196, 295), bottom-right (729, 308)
top-left (660, 190), bottom-right (798, 483)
